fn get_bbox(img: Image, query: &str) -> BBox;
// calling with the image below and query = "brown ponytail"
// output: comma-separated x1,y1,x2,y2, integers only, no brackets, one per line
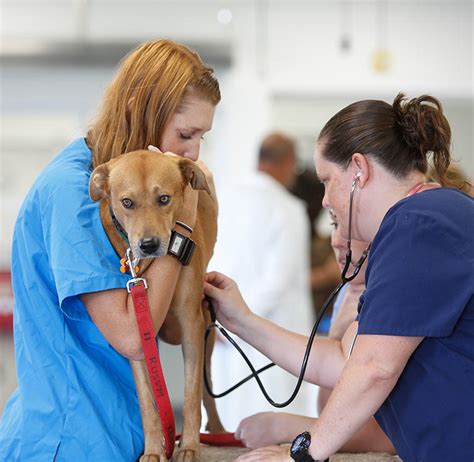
393,93,451,185
318,93,452,185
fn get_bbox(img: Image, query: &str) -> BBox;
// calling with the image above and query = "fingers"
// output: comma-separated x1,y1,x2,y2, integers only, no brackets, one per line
203,278,230,300
203,281,218,299
205,271,234,289
235,422,243,440
235,421,251,449
147,145,162,153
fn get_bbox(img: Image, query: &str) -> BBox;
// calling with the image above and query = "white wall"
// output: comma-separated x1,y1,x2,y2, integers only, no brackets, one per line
271,96,474,173
265,1,473,97
1,0,473,265
0,0,472,418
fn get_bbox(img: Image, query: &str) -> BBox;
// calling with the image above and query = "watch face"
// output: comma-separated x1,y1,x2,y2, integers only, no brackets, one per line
290,431,311,458
170,234,184,254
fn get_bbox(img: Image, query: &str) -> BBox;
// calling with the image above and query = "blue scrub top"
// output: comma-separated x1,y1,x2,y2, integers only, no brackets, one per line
358,188,474,462
0,139,144,461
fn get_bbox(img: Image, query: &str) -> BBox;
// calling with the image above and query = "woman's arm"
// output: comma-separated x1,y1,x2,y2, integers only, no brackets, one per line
204,272,354,388
232,312,347,388
236,412,317,449
81,250,187,360
308,333,423,460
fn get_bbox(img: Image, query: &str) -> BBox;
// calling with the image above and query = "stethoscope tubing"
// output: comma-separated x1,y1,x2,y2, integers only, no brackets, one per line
204,279,346,407
203,176,370,407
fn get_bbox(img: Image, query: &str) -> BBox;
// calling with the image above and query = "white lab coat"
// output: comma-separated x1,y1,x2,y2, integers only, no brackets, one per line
209,171,317,431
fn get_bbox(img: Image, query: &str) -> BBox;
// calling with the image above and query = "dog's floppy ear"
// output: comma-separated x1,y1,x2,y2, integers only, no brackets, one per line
89,164,110,201
179,159,211,195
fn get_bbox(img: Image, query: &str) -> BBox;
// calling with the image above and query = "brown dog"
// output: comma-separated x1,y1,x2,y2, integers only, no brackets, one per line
89,149,224,462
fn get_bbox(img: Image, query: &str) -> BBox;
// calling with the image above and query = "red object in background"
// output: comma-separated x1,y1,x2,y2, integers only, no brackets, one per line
0,271,14,331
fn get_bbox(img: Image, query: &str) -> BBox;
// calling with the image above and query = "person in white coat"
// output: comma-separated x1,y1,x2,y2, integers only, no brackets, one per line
209,132,316,431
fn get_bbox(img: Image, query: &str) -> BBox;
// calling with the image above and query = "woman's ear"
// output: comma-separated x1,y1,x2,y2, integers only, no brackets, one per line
351,153,370,187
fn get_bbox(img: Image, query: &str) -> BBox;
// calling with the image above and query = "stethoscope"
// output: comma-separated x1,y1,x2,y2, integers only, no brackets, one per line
204,174,371,407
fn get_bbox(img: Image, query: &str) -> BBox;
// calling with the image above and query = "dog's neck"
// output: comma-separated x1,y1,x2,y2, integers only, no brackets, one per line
109,207,129,245
99,201,128,257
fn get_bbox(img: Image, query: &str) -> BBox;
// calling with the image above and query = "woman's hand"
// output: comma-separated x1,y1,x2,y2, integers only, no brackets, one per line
203,271,252,334
236,412,286,449
236,445,292,462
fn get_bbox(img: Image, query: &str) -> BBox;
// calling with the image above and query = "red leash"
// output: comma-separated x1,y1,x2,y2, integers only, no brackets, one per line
124,249,243,457
176,432,244,447
129,281,176,459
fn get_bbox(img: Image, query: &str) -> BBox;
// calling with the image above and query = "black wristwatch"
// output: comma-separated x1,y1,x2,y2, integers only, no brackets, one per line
167,230,196,266
290,431,315,462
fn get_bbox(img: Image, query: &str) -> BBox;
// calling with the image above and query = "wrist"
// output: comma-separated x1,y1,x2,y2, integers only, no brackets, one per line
291,429,327,462
307,432,326,462
274,412,294,444
234,309,256,338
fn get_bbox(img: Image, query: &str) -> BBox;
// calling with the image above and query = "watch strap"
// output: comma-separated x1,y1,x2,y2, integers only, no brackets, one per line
168,230,196,266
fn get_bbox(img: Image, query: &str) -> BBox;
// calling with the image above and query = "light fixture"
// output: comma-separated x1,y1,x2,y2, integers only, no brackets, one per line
217,8,233,25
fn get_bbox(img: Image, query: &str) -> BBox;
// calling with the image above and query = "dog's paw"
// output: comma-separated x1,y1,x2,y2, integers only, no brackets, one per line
171,445,200,462
140,454,168,462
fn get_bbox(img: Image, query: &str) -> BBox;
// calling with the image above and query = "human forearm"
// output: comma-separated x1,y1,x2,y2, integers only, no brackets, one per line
236,412,317,449
308,334,422,460
309,361,397,459
233,313,345,388
82,228,191,359
317,378,395,453
275,413,317,445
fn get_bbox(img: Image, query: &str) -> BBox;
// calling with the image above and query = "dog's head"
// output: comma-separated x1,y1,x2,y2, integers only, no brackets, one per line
89,149,210,259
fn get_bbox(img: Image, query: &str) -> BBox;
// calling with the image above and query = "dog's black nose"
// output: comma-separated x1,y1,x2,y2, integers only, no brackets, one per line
139,237,161,255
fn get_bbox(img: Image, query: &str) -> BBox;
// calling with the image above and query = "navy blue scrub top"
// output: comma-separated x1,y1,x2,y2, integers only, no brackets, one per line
358,188,474,462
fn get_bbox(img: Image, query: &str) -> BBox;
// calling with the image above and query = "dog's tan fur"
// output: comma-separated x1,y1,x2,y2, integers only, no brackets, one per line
90,150,224,462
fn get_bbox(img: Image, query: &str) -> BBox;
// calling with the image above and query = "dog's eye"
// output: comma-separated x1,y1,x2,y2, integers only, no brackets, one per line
158,195,171,206
121,198,134,209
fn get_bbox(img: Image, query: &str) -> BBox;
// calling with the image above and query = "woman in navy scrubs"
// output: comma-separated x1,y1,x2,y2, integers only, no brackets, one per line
204,93,474,462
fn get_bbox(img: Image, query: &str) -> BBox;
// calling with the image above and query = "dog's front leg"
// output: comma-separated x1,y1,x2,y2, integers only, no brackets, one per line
130,359,168,462
173,302,205,462
202,318,225,433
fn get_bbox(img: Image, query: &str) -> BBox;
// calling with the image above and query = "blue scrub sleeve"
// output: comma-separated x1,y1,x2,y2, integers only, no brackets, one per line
42,168,129,321
359,208,473,337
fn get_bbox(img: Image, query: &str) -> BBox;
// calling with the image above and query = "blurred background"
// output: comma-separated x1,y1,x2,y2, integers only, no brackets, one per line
1,0,472,422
